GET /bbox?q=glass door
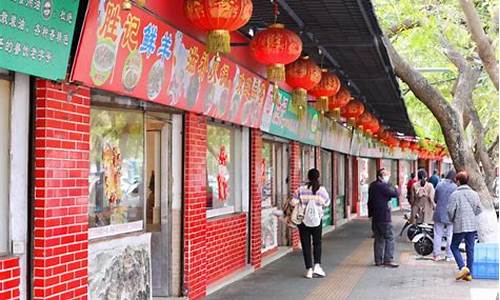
[146,116,171,297]
[321,150,333,227]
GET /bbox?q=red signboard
[71,0,268,128]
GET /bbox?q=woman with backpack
[291,168,331,279]
[410,169,435,224]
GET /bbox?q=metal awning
[243,0,415,136]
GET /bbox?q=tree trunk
[459,0,499,90]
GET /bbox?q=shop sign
[0,0,79,80]
[320,118,352,154]
[260,89,322,146]
[71,0,268,128]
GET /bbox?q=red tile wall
[33,80,90,300]
[0,257,20,300]
[206,214,247,285]
[289,142,301,249]
[183,112,208,300]
[250,129,262,268]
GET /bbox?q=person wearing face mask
[368,168,400,267]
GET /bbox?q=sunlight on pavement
[470,288,499,300]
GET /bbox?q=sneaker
[455,267,470,280]
[445,256,454,262]
[463,274,472,281]
[304,268,313,279]
[432,256,441,262]
[383,261,399,268]
[313,264,326,277]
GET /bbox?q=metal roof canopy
[243,0,415,136]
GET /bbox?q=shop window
[337,154,345,197]
[261,142,274,208]
[206,123,242,217]
[89,108,145,239]
[301,145,315,182]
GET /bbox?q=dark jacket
[429,175,440,188]
[368,179,399,223]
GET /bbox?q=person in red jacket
[406,172,417,204]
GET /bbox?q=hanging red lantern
[309,70,341,114]
[285,56,321,113]
[340,99,365,124]
[184,0,253,54]
[328,87,351,119]
[250,23,302,82]
[356,112,373,133]
[400,140,411,149]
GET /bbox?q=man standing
[368,168,400,268]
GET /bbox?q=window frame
[88,106,147,240]
[206,121,244,219]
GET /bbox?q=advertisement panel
[72,0,268,128]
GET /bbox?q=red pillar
[183,113,208,300]
[0,257,20,299]
[33,80,90,300]
[376,158,382,170]
[250,129,262,268]
[289,142,301,249]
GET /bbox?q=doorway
[145,115,171,297]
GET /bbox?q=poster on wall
[261,207,278,253]
[260,88,322,146]
[0,0,80,80]
[71,0,268,128]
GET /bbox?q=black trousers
[298,222,322,269]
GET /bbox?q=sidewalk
[206,213,499,300]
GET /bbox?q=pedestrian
[447,171,482,281]
[429,170,440,188]
[367,168,400,268]
[406,172,417,205]
[291,168,331,279]
[432,170,457,261]
[410,169,435,224]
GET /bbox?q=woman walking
[447,171,482,281]
[410,169,435,224]
[291,168,331,279]
[432,170,457,261]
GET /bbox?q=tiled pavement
[206,212,499,300]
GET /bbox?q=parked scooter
[412,223,434,256]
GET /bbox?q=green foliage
[373,0,499,147]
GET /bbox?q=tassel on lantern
[267,64,286,82]
[122,0,132,10]
[318,97,329,115]
[207,30,231,54]
[272,84,280,106]
[292,88,307,108]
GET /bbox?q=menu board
[72,0,268,128]
[0,0,80,80]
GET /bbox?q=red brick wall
[183,112,208,300]
[0,257,20,299]
[250,129,262,268]
[206,214,247,284]
[289,142,301,248]
[33,80,90,300]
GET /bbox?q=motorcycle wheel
[414,236,433,256]
[407,224,419,241]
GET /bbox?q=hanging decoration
[184,0,254,54]
[122,0,146,9]
[328,87,351,119]
[356,111,374,134]
[285,56,322,116]
[309,70,341,116]
[250,23,302,82]
[399,140,411,150]
[340,99,364,125]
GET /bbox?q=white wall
[0,78,10,255]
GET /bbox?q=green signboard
[0,0,80,80]
[260,89,322,145]
[322,206,332,228]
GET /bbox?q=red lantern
[285,56,321,112]
[309,70,341,114]
[184,0,253,54]
[356,112,373,132]
[250,23,302,82]
[340,99,365,124]
[328,86,351,119]
[400,140,411,149]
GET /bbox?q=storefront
[261,137,289,253]
[301,145,316,182]
[358,158,377,216]
[382,159,399,209]
[335,152,348,225]
[399,160,414,208]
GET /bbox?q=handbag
[290,202,306,225]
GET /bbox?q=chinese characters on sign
[72,0,268,128]
[0,0,80,80]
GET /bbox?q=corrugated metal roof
[243,0,415,136]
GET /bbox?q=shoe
[304,268,313,279]
[432,256,441,262]
[463,274,472,281]
[383,261,399,268]
[455,267,470,280]
[375,262,383,266]
[445,256,454,262]
[313,264,326,277]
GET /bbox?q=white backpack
[303,196,321,227]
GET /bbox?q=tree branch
[488,135,499,157]
[387,19,421,38]
[459,0,499,90]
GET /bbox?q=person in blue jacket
[428,170,440,188]
[368,168,400,268]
